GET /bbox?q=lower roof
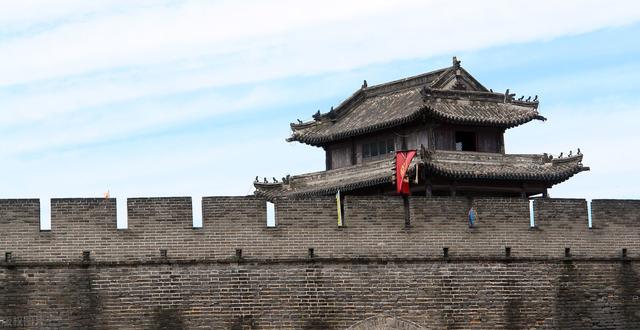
[254,157,394,200]
[254,150,589,200]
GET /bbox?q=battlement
[1,196,639,264]
[2,196,640,329]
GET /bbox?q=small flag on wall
[396,150,417,195]
[336,190,343,227]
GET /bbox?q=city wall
[1,196,639,329]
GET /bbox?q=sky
[1,0,640,209]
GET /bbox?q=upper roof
[288,57,544,147]
[254,150,589,200]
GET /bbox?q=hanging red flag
[396,150,417,195]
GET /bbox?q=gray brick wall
[1,196,639,329]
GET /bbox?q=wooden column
[325,146,332,170]
[350,138,357,165]
[401,129,407,150]
[403,196,410,228]
[427,125,436,150]
[450,181,457,197]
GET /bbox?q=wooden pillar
[520,182,528,199]
[403,196,410,228]
[350,138,357,166]
[401,129,407,150]
[450,181,457,197]
[542,188,549,198]
[425,179,432,197]
[427,125,436,150]
[325,146,332,170]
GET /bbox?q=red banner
[396,150,416,195]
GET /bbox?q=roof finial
[327,106,336,120]
[362,80,368,89]
[452,56,461,68]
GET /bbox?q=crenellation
[590,199,640,259]
[533,198,592,258]
[0,196,638,264]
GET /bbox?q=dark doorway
[455,131,477,151]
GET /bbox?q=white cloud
[1,0,639,88]
[1,0,639,129]
[1,1,639,199]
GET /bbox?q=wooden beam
[429,183,546,194]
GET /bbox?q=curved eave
[423,161,589,185]
[287,105,544,147]
[287,109,426,146]
[254,175,393,201]
[422,106,545,129]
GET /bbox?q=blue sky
[1,0,639,203]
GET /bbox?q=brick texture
[1,196,639,329]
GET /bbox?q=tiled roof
[288,64,543,147]
[421,150,589,184]
[254,157,395,200]
[254,150,589,199]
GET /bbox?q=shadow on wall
[0,268,31,328]
[153,307,185,330]
[346,315,425,330]
[554,262,593,328]
[60,267,102,329]
[504,277,523,329]
[618,262,640,328]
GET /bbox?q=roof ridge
[307,66,451,124]
[364,67,449,96]
[422,87,540,108]
[551,153,583,164]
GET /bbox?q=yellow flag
[336,190,343,227]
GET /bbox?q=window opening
[455,131,477,151]
[363,138,395,159]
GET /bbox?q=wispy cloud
[3,0,640,87]
[1,1,639,199]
